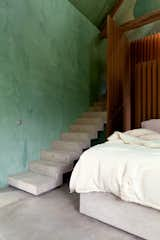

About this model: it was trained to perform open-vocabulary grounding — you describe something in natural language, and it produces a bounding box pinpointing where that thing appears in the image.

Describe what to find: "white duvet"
[70,129,160,210]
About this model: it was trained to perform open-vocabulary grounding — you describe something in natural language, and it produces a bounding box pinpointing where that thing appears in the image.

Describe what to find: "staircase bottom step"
[8,171,62,196]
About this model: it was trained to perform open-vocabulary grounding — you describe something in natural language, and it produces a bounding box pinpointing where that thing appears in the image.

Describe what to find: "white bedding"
[70,129,160,210]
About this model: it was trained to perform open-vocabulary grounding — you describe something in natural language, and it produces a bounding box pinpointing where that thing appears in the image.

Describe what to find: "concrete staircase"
[8,100,107,195]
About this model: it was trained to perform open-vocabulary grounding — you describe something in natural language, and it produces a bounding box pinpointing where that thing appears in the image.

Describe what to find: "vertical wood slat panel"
[142,62,147,121]
[107,16,112,135]
[132,33,160,63]
[107,16,130,135]
[152,61,157,118]
[157,60,160,118]
[135,63,142,128]
[146,61,152,119]
[143,38,147,62]
[130,42,135,128]
[123,37,131,131]
[131,33,160,128]
[150,35,154,60]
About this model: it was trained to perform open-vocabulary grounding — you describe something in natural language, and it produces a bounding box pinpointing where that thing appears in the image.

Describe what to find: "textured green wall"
[134,0,160,18]
[0,0,101,187]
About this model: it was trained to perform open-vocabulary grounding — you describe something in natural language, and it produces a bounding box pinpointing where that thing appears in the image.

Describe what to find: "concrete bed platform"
[80,192,160,240]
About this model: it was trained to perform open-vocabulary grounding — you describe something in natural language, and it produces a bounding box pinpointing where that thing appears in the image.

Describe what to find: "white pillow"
[125,128,160,141]
[141,119,160,133]
[125,128,157,137]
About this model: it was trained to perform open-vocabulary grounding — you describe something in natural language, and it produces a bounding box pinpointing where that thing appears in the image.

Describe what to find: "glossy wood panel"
[101,9,160,39]
[131,33,160,128]
[107,16,130,136]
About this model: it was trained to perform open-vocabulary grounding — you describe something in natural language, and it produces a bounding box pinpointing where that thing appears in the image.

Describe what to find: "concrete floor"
[0,185,141,240]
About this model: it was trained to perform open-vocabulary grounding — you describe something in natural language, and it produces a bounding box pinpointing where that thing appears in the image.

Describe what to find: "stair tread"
[61,132,90,137]
[53,140,82,145]
[83,111,107,116]
[9,171,53,184]
[77,117,103,121]
[8,171,62,195]
[70,123,98,129]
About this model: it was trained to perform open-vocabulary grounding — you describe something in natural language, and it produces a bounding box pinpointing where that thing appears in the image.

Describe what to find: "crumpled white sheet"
[70,129,160,210]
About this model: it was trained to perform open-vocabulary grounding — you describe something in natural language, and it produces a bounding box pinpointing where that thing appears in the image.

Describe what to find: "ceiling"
[69,0,160,36]
[68,0,117,27]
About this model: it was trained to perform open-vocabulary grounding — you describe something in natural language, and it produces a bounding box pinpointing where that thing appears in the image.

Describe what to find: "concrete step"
[29,160,73,177]
[41,150,75,163]
[52,140,83,156]
[69,124,98,139]
[82,111,107,123]
[89,106,105,112]
[8,172,62,196]
[61,132,90,149]
[76,117,104,131]
[93,102,106,108]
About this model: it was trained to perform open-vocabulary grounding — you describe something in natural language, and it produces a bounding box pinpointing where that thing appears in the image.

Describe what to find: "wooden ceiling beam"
[101,9,160,39]
[100,0,124,37]
[110,0,124,17]
[120,9,160,32]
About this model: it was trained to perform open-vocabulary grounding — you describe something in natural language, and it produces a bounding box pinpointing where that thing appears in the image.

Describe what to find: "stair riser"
[69,125,98,139]
[29,163,60,177]
[90,107,105,112]
[82,112,107,123]
[52,142,83,154]
[60,136,90,149]
[94,103,106,108]
[41,150,79,163]
[69,128,97,139]
[40,150,68,162]
[75,121,103,131]
[8,173,62,196]
[29,162,73,177]
[61,133,91,142]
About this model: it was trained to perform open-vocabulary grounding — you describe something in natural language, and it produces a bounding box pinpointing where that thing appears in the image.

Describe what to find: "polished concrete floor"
[0,185,141,240]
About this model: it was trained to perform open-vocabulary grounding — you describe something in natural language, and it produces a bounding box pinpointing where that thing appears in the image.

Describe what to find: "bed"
[70,128,160,240]
[92,10,160,239]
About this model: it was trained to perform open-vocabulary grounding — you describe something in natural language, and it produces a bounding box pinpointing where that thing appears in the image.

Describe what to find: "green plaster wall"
[0,0,101,187]
[134,0,160,18]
